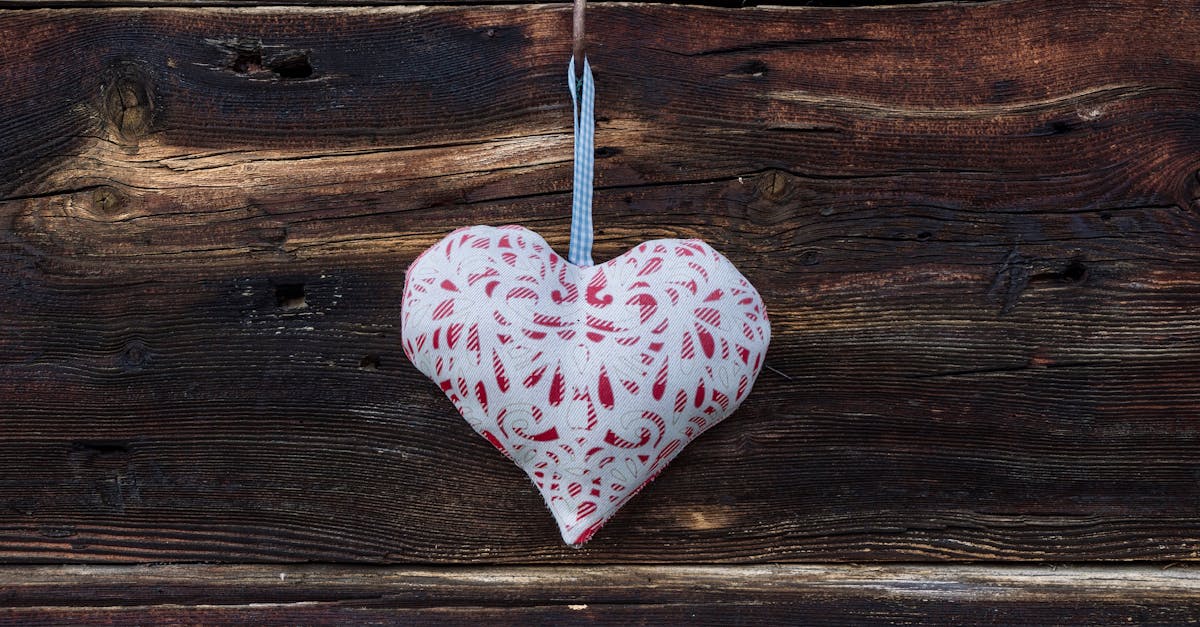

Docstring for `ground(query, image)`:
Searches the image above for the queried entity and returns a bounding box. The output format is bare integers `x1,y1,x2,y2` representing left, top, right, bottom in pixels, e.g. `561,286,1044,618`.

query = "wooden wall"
1,0,1199,621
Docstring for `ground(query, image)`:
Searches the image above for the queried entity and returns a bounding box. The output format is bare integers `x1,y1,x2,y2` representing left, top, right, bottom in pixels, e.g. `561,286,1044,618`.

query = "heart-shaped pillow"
402,224,770,545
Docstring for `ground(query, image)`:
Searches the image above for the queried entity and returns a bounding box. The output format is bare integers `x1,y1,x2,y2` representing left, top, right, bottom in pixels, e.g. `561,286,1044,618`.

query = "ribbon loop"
567,57,594,267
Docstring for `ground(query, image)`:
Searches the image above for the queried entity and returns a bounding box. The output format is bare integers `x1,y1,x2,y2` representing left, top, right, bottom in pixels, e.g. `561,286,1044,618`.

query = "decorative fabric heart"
401,58,770,545
402,225,769,544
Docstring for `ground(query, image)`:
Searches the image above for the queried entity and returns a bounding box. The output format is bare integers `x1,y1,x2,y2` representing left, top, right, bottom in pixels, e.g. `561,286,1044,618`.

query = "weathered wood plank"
0,564,1198,625
0,564,1195,619
0,2,1199,562
0,0,994,7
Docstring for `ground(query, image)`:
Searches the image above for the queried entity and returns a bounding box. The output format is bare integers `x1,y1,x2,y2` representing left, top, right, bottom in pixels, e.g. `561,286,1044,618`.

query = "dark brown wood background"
1,0,1199,621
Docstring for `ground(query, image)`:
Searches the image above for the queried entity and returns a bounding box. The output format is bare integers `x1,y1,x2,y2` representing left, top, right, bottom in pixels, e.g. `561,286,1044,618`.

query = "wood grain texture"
1,1,1199,563
0,0,995,7
1,564,1199,625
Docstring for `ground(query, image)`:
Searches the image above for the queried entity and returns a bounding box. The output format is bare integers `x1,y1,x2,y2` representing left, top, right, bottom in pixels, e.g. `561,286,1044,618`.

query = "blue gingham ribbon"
567,57,595,267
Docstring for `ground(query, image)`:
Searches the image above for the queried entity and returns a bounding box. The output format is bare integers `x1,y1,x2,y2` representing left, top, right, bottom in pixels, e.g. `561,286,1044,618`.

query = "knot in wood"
755,169,797,205
118,339,151,371
90,187,127,217
100,62,155,143
743,169,807,226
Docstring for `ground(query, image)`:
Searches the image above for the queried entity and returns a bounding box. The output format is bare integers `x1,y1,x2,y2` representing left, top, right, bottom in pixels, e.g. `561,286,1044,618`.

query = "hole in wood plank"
269,53,313,80
275,283,306,309
730,59,769,77
231,49,263,74
1030,259,1087,285
228,43,312,80
360,354,381,370
71,442,129,457
1060,259,1087,282
1040,119,1075,135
